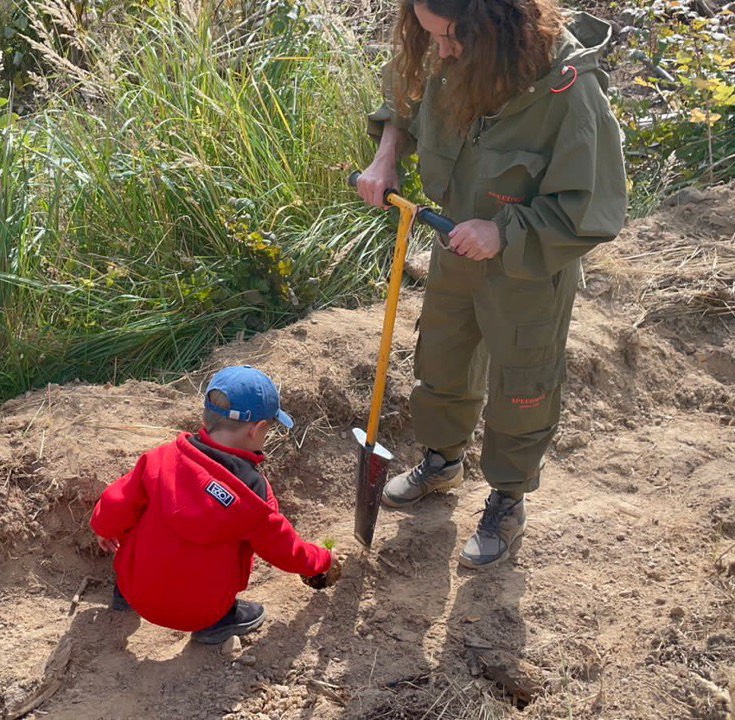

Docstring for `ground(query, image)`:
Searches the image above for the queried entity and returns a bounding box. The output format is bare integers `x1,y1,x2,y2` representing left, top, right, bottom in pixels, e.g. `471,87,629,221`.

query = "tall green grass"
0,2,399,401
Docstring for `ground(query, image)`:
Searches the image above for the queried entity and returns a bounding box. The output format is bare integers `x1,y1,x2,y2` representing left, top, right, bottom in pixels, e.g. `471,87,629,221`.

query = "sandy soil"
1,184,734,720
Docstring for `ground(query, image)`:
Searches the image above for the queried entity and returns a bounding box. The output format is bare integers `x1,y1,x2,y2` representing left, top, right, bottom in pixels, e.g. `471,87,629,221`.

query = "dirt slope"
1,185,734,720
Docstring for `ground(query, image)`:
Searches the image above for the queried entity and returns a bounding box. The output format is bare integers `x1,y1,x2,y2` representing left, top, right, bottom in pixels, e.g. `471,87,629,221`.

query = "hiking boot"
459,491,526,569
191,600,266,645
111,583,132,611
382,450,464,508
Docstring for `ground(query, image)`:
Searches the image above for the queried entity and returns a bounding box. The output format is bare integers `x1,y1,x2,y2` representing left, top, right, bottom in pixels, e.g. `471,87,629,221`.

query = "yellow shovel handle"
365,195,417,445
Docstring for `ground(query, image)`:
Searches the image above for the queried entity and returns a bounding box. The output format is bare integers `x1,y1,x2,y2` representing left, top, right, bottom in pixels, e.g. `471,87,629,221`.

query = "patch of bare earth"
1,184,734,720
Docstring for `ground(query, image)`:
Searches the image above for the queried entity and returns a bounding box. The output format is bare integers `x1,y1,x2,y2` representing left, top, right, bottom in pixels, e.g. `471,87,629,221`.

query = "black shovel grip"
348,171,456,235
416,208,455,235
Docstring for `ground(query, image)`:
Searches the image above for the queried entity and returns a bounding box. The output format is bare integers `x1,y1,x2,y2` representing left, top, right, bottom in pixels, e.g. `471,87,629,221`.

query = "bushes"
609,0,735,215
0,1,38,101
0,1,391,400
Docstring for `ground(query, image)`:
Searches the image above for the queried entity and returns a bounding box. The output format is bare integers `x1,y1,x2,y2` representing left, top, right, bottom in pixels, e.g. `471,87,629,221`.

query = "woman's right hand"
356,123,406,208
356,159,399,209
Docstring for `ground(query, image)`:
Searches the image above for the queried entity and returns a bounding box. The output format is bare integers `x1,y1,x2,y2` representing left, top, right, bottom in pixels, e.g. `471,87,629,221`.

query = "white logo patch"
206,481,235,508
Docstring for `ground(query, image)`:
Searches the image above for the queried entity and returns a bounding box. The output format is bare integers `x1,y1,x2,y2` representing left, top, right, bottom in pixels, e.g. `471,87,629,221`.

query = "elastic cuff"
497,489,525,501
367,105,391,143
431,444,465,463
493,209,511,256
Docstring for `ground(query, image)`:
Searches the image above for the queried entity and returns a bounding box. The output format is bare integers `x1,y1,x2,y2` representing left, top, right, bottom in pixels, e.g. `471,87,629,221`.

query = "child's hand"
96,535,120,553
301,551,342,590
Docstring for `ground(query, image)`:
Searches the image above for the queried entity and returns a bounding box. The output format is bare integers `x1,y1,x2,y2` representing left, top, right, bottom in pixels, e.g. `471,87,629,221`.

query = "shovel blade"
353,428,393,548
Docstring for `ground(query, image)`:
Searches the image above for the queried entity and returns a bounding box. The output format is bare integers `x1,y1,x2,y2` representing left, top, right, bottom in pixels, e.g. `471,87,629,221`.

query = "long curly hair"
392,0,564,129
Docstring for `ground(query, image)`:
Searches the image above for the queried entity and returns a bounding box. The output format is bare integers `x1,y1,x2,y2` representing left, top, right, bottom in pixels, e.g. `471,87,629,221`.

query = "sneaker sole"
458,535,524,571
381,475,464,508
191,609,267,645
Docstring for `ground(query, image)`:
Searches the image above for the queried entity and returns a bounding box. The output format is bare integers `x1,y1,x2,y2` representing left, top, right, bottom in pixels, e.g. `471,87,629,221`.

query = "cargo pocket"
486,354,566,435
474,149,547,220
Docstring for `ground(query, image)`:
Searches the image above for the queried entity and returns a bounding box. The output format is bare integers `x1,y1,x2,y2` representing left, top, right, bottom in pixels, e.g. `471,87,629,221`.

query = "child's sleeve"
247,511,331,577
90,455,149,540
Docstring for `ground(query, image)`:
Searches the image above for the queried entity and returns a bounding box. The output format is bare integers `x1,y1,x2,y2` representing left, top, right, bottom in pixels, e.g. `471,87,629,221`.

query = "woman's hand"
448,219,504,260
356,160,399,209
356,123,405,208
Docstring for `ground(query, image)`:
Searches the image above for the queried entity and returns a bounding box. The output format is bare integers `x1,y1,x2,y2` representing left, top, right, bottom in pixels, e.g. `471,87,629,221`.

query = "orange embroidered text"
511,393,547,409
486,191,525,204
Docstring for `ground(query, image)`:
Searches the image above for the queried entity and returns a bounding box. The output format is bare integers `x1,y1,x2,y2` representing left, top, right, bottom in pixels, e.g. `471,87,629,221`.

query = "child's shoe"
111,583,132,611
191,600,266,645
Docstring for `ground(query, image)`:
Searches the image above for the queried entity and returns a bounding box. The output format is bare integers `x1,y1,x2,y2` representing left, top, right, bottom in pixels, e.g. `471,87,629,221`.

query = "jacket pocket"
414,91,462,204
474,149,547,219
417,136,459,205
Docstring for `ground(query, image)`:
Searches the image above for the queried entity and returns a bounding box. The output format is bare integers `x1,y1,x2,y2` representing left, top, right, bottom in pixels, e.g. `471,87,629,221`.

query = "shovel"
348,171,456,548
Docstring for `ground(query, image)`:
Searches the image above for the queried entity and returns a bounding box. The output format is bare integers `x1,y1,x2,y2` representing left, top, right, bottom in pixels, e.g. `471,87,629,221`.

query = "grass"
0,0,396,401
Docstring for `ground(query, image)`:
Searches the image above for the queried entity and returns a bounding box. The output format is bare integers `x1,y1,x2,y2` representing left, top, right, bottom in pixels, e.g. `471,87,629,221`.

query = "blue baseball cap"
204,366,293,429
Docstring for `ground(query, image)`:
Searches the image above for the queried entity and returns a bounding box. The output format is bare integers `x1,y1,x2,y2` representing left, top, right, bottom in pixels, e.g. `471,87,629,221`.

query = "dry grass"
361,673,507,720
635,241,735,321
586,223,735,325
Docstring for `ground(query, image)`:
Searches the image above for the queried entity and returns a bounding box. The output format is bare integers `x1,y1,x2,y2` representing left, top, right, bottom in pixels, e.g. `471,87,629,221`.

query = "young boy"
91,365,340,644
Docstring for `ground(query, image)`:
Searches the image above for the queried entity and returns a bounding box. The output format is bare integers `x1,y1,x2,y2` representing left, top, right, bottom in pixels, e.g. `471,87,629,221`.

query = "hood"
502,11,613,117
155,434,272,546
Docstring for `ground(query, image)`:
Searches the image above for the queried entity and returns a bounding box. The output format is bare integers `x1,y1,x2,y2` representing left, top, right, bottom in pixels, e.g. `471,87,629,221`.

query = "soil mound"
1,185,733,720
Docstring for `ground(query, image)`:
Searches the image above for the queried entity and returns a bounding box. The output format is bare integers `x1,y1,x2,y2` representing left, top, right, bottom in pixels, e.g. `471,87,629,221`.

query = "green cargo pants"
410,240,579,496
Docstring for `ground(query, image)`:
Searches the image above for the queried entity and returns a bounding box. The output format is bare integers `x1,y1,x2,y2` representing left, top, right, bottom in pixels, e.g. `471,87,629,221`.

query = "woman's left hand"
448,219,503,260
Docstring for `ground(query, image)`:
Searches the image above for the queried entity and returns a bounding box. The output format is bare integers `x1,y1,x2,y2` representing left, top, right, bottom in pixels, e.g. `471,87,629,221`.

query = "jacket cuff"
367,103,391,143
493,207,511,258
367,102,415,143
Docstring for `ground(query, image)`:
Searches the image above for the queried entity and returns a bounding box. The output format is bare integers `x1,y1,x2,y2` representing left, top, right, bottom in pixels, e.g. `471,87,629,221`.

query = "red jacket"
90,431,331,631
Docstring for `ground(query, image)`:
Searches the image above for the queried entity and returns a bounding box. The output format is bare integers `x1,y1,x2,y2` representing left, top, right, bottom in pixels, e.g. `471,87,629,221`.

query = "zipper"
472,116,486,145
472,102,508,145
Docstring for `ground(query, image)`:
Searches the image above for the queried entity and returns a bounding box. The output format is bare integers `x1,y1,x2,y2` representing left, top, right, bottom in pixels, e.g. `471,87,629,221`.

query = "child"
91,365,341,644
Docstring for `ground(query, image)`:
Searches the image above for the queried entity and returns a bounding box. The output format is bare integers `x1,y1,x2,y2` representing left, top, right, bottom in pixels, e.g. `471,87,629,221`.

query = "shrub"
0,1,392,400
609,1,735,215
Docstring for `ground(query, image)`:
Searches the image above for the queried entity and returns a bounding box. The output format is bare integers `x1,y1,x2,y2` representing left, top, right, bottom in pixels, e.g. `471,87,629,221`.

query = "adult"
356,0,627,568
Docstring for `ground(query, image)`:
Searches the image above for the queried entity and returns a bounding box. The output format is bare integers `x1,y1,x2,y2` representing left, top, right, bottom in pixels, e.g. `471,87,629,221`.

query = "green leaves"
0,1,387,400
610,1,735,214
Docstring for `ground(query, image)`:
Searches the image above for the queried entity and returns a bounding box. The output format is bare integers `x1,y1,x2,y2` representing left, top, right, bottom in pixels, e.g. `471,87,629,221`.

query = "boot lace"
406,455,433,487
477,492,519,536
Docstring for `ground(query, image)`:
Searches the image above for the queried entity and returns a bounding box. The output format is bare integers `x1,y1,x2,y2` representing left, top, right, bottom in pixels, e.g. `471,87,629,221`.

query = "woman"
356,0,627,569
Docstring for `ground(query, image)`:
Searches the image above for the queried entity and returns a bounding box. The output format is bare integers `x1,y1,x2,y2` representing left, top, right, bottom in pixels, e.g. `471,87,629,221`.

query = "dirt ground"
1,184,734,720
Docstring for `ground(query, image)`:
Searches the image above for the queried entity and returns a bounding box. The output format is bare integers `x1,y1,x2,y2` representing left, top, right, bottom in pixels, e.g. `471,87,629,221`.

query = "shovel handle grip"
348,171,456,234
416,208,455,235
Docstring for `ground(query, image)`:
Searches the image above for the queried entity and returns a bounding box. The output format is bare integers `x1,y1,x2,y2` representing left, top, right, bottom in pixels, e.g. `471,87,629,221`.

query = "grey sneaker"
382,450,464,508
459,491,526,569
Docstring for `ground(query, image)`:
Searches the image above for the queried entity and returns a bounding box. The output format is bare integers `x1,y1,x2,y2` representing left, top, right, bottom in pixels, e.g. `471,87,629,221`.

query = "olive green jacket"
368,12,627,280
